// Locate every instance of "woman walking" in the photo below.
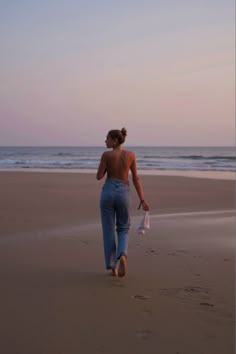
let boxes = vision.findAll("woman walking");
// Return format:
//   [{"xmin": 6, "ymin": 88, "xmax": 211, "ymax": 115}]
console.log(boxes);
[{"xmin": 96, "ymin": 128, "xmax": 150, "ymax": 277}]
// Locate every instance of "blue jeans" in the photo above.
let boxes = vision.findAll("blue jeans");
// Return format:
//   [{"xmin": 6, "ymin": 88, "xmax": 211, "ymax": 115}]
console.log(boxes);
[{"xmin": 100, "ymin": 177, "xmax": 131, "ymax": 269}]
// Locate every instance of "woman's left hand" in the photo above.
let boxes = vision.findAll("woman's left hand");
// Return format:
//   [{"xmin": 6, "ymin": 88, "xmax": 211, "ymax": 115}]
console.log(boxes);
[
  {"xmin": 142, "ymin": 200, "xmax": 150, "ymax": 211},
  {"xmin": 138, "ymin": 200, "xmax": 150, "ymax": 211}
]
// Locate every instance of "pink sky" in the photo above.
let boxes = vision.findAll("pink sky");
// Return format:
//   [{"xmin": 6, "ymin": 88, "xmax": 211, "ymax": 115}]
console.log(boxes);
[{"xmin": 0, "ymin": 0, "xmax": 234, "ymax": 146}]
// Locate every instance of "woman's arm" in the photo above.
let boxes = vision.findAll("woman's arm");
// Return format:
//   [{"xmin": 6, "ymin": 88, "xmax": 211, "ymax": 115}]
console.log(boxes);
[
  {"xmin": 130, "ymin": 153, "xmax": 150, "ymax": 211},
  {"xmin": 96, "ymin": 153, "xmax": 107, "ymax": 180}
]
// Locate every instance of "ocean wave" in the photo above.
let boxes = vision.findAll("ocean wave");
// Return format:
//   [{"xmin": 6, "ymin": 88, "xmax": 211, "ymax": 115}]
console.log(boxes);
[
  {"xmin": 0, "ymin": 146, "xmax": 235, "ymax": 172},
  {"xmin": 54, "ymin": 152, "xmax": 75, "ymax": 157},
  {"xmin": 142, "ymin": 155, "xmax": 235, "ymax": 160}
]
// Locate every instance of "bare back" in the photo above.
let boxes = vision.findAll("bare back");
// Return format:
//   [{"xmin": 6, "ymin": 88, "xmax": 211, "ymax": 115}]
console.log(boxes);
[
  {"xmin": 97, "ymin": 146, "xmax": 149, "ymax": 209},
  {"xmin": 97, "ymin": 149, "xmax": 137, "ymax": 182}
]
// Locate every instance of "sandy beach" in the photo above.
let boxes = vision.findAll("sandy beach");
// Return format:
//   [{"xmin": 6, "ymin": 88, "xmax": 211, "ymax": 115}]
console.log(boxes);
[{"xmin": 0, "ymin": 171, "xmax": 235, "ymax": 354}]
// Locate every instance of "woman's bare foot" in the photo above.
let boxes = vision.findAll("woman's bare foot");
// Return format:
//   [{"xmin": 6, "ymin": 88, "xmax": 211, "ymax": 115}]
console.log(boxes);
[
  {"xmin": 118, "ymin": 256, "xmax": 126, "ymax": 277},
  {"xmin": 111, "ymin": 268, "xmax": 118, "ymax": 277}
]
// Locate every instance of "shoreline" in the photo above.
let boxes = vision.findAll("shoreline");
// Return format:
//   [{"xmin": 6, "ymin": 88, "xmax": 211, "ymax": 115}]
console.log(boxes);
[
  {"xmin": 0, "ymin": 168, "xmax": 235, "ymax": 180},
  {"xmin": 0, "ymin": 171, "xmax": 234, "ymax": 237}
]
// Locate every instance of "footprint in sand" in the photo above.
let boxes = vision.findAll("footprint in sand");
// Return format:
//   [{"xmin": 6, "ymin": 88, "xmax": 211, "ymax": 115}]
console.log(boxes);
[
  {"xmin": 136, "ymin": 329, "xmax": 153, "ymax": 340},
  {"xmin": 141, "ymin": 309, "xmax": 153, "ymax": 316},
  {"xmin": 160, "ymin": 286, "xmax": 211, "ymax": 305},
  {"xmin": 132, "ymin": 294, "xmax": 150, "ymax": 300},
  {"xmin": 145, "ymin": 248, "xmax": 160, "ymax": 255},
  {"xmin": 200, "ymin": 302, "xmax": 214, "ymax": 307},
  {"xmin": 184, "ymin": 286, "xmax": 209, "ymax": 294}
]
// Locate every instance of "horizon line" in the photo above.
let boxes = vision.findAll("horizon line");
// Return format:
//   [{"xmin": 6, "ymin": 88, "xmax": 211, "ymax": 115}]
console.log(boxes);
[{"xmin": 0, "ymin": 145, "xmax": 235, "ymax": 148}]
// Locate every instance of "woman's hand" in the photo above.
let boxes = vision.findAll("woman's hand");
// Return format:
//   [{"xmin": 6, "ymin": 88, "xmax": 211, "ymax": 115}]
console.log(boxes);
[
  {"xmin": 138, "ymin": 200, "xmax": 150, "ymax": 211},
  {"xmin": 142, "ymin": 200, "xmax": 150, "ymax": 211}
]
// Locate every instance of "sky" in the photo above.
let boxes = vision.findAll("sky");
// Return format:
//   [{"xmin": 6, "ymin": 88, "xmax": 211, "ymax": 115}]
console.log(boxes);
[{"xmin": 0, "ymin": 0, "xmax": 235, "ymax": 146}]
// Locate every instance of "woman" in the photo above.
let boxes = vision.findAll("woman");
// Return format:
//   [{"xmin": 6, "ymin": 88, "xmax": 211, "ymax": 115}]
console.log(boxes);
[{"xmin": 96, "ymin": 128, "xmax": 150, "ymax": 277}]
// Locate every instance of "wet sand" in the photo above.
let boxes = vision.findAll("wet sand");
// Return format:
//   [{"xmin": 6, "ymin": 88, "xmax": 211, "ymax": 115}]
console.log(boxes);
[{"xmin": 0, "ymin": 171, "xmax": 235, "ymax": 354}]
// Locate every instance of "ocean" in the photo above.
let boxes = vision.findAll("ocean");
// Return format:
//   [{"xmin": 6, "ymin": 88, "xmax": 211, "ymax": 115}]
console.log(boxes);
[{"xmin": 0, "ymin": 146, "xmax": 235, "ymax": 173}]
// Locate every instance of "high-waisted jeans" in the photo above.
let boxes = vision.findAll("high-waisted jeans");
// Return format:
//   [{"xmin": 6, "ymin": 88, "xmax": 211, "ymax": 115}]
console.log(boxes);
[{"xmin": 100, "ymin": 177, "xmax": 131, "ymax": 269}]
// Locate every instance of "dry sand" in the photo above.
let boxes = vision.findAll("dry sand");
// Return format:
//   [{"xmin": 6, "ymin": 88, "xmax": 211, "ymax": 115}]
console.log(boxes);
[{"xmin": 0, "ymin": 171, "xmax": 235, "ymax": 354}]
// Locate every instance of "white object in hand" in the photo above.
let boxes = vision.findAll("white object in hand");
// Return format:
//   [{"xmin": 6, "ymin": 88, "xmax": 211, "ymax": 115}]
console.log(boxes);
[{"xmin": 137, "ymin": 211, "xmax": 150, "ymax": 235}]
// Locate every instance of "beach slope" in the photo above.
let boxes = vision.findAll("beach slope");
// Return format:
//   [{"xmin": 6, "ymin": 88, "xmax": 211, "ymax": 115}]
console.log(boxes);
[{"xmin": 0, "ymin": 172, "xmax": 234, "ymax": 354}]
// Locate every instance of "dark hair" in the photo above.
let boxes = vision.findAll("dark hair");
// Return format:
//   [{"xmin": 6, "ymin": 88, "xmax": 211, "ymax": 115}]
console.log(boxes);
[{"xmin": 108, "ymin": 127, "xmax": 127, "ymax": 145}]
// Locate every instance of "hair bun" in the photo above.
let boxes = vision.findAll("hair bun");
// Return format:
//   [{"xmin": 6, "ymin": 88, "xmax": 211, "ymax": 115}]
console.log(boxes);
[{"xmin": 121, "ymin": 127, "xmax": 127, "ymax": 137}]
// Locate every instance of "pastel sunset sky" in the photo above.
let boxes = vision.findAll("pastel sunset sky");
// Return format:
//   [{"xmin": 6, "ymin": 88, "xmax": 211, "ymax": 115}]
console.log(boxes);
[{"xmin": 0, "ymin": 0, "xmax": 234, "ymax": 146}]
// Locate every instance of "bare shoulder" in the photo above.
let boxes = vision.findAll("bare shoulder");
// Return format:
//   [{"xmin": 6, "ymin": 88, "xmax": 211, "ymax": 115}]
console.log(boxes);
[
  {"xmin": 123, "ymin": 149, "xmax": 135, "ymax": 160},
  {"xmin": 123, "ymin": 149, "xmax": 135, "ymax": 156},
  {"xmin": 101, "ymin": 151, "xmax": 109, "ymax": 158},
  {"xmin": 101, "ymin": 150, "xmax": 115, "ymax": 162}
]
